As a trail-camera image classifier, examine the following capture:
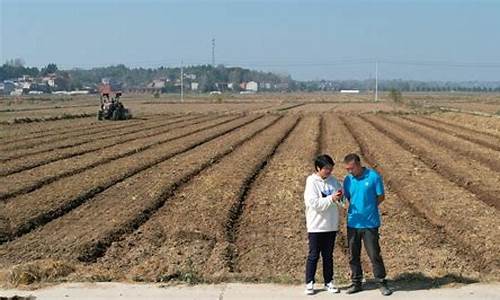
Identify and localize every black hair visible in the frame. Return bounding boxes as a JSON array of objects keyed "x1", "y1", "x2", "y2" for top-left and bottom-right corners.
[
  {"x1": 314, "y1": 154, "x2": 335, "y2": 171},
  {"x1": 343, "y1": 153, "x2": 361, "y2": 164}
]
